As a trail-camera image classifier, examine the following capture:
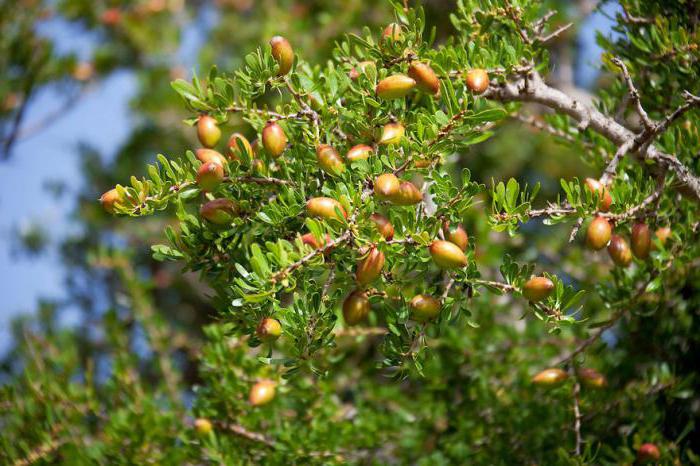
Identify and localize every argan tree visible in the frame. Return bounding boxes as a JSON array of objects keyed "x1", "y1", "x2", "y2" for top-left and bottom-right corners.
[{"x1": 2, "y1": 0, "x2": 700, "y2": 464}]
